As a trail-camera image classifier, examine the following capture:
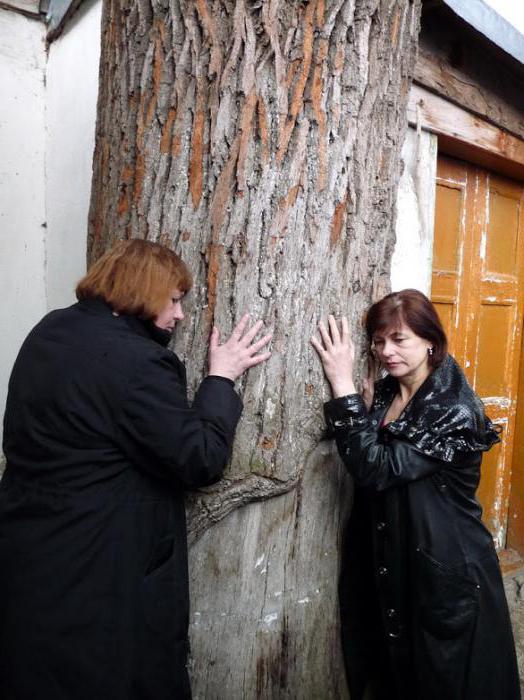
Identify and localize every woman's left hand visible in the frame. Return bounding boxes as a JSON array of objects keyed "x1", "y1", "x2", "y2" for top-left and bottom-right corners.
[
  {"x1": 311, "y1": 316, "x2": 357, "y2": 398},
  {"x1": 208, "y1": 314, "x2": 272, "y2": 381}
]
